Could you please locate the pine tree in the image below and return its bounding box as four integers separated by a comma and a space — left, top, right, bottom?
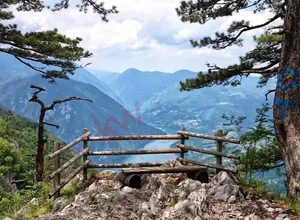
1, 1, 117, 181
0, 0, 117, 82
176, 0, 300, 200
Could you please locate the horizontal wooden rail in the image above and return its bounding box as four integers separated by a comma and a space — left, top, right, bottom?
87, 134, 188, 141
49, 132, 91, 159
49, 160, 90, 198
88, 148, 183, 156
122, 166, 207, 175
177, 144, 239, 159
88, 162, 164, 168
48, 148, 90, 179
177, 131, 239, 144
177, 158, 237, 173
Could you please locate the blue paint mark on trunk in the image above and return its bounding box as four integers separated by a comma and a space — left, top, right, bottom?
275, 99, 296, 120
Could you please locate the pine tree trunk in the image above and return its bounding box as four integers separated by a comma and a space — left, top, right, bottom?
274, 0, 300, 201
36, 109, 45, 182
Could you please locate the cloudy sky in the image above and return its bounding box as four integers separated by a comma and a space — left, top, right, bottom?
12, 0, 274, 73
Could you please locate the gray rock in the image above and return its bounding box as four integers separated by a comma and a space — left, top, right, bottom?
16, 198, 40, 215
52, 197, 69, 212
3, 217, 14, 220
267, 207, 275, 213
275, 213, 289, 220
187, 188, 208, 214
228, 195, 237, 203
217, 171, 235, 185
209, 183, 245, 202
257, 199, 269, 204
178, 178, 203, 192
244, 213, 262, 220
31, 161, 291, 220
178, 191, 188, 201
141, 213, 154, 220
139, 202, 150, 211
275, 208, 284, 213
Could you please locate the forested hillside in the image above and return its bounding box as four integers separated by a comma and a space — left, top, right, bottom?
0, 107, 61, 182
0, 107, 75, 217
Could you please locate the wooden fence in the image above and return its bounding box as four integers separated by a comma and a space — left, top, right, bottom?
47, 127, 240, 199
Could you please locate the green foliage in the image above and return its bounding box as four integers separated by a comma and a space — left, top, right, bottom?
0, 0, 117, 82
0, 108, 78, 218
0, 108, 60, 182
221, 114, 246, 136
0, 182, 52, 218
61, 181, 81, 198
177, 0, 283, 90
221, 103, 283, 182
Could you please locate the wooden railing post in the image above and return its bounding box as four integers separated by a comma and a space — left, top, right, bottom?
216, 129, 223, 173
53, 142, 61, 199
83, 128, 89, 181
180, 127, 186, 159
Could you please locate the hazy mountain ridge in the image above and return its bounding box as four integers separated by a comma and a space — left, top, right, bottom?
0, 53, 122, 103
106, 68, 275, 134
0, 74, 165, 163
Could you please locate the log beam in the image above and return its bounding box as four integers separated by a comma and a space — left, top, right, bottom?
48, 148, 89, 179
177, 144, 239, 159
49, 160, 90, 198
88, 148, 183, 156
87, 135, 188, 141
177, 158, 237, 173
49, 132, 91, 159
88, 162, 164, 169
177, 131, 239, 144
122, 166, 207, 175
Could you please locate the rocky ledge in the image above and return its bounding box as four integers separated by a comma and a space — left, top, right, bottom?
36, 161, 296, 220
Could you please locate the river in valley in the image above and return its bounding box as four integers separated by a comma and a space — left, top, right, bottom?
123, 139, 178, 164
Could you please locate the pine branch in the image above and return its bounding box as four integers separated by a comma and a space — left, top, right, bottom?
44, 122, 60, 129
265, 89, 276, 101
221, 13, 283, 49
263, 163, 285, 170
180, 60, 279, 91
14, 56, 48, 75
208, 60, 279, 75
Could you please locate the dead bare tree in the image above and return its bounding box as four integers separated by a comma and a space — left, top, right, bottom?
29, 84, 93, 182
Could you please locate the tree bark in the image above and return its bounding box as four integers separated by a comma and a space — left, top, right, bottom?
36, 109, 46, 182
274, 0, 300, 201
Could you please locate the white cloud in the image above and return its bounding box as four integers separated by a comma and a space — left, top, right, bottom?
9, 1, 277, 72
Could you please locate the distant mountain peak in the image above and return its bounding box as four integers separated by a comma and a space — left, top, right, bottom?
122, 68, 142, 74
173, 69, 197, 75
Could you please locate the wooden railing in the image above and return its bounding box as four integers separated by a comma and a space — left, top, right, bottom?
48, 127, 240, 199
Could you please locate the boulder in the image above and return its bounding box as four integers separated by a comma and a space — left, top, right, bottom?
52, 197, 69, 212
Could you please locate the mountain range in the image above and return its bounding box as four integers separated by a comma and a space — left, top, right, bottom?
0, 53, 165, 163
0, 52, 276, 162
103, 68, 275, 134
